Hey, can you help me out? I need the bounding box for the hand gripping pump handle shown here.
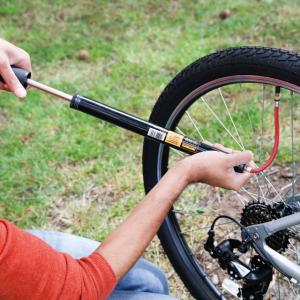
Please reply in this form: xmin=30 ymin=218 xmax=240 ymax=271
xmin=1 ymin=67 xmax=246 ymax=173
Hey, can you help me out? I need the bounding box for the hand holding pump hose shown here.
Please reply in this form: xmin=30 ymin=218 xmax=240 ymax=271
xmin=0 ymin=67 xmax=280 ymax=174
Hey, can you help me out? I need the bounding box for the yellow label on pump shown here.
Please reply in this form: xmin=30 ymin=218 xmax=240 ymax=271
xmin=182 ymin=143 xmax=196 ymax=151
xmin=165 ymin=131 xmax=183 ymax=147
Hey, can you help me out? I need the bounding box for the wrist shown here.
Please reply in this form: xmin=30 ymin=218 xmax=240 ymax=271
xmin=176 ymin=154 xmax=205 ymax=184
xmin=172 ymin=157 xmax=194 ymax=186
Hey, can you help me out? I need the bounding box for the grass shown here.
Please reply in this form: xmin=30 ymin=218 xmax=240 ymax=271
xmin=1 ymin=0 xmax=300 ymax=298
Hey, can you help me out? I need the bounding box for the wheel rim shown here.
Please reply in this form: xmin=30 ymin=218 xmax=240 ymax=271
xmin=157 ymin=76 xmax=300 ymax=299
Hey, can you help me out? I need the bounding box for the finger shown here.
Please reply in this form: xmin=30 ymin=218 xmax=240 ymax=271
xmin=0 ymin=59 xmax=26 ymax=98
xmin=232 ymin=150 xmax=241 ymax=154
xmin=202 ymin=140 xmax=213 ymax=146
xmin=0 ymin=82 xmax=11 ymax=92
xmin=13 ymin=51 xmax=33 ymax=80
xmin=203 ymin=140 xmax=232 ymax=153
xmin=226 ymin=150 xmax=254 ymax=167
xmin=223 ymin=147 xmax=233 ymax=154
xmin=212 ymin=143 xmax=230 ymax=152
xmin=231 ymin=172 xmax=253 ymax=190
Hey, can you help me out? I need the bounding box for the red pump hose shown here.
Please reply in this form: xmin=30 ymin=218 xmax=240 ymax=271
xmin=245 ymin=88 xmax=280 ymax=174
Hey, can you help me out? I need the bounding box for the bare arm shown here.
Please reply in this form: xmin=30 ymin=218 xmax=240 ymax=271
xmin=96 ymin=144 xmax=254 ymax=282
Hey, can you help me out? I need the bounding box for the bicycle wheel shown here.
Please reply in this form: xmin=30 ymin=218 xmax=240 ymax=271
xmin=143 ymin=46 xmax=300 ymax=299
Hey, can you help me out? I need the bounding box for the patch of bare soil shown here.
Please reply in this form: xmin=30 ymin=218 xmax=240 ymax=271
xmin=47 ymin=184 xmax=118 ymax=231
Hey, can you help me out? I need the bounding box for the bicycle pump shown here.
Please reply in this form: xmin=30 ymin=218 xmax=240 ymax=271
xmin=1 ymin=66 xmax=248 ymax=173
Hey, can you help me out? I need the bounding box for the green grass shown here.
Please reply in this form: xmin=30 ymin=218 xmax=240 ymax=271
xmin=1 ymin=0 xmax=300 ymax=298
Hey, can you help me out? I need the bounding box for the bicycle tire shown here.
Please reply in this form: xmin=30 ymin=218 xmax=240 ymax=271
xmin=142 ymin=46 xmax=300 ymax=299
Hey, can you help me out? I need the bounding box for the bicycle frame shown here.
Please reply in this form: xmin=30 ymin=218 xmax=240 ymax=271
xmin=247 ymin=212 xmax=300 ymax=283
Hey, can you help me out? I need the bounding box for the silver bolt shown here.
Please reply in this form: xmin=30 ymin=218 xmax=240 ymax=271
xmin=250 ymin=296 xmax=254 ymax=300
xmin=253 ymin=233 xmax=260 ymax=240
xmin=210 ymin=252 xmax=214 ymax=255
xmin=230 ymin=277 xmax=233 ymax=280
xmin=235 ymin=275 xmax=238 ymax=278
xmin=230 ymin=271 xmax=233 ymax=274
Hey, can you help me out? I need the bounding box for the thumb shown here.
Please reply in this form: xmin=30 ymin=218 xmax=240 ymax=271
xmin=226 ymin=150 xmax=253 ymax=168
xmin=0 ymin=60 xmax=26 ymax=98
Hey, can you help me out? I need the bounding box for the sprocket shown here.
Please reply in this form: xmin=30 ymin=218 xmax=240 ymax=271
xmin=240 ymin=202 xmax=289 ymax=253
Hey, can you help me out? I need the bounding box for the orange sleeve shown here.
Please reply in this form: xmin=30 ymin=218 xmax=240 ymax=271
xmin=0 ymin=219 xmax=116 ymax=300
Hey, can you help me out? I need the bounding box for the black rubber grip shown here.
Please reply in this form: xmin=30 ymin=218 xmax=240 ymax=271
xmin=0 ymin=66 xmax=31 ymax=89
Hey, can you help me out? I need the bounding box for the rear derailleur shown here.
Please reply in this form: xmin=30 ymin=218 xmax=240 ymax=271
xmin=204 ymin=230 xmax=273 ymax=300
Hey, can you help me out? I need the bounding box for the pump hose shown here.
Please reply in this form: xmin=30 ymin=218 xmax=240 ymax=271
xmin=245 ymin=104 xmax=279 ymax=173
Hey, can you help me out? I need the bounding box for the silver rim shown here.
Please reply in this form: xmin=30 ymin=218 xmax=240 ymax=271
xmin=157 ymin=75 xmax=300 ymax=299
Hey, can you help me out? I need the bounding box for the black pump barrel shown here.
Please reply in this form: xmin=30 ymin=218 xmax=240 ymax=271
xmin=70 ymin=93 xmax=246 ymax=173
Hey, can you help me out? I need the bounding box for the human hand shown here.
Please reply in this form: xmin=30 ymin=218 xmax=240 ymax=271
xmin=179 ymin=141 xmax=254 ymax=191
xmin=0 ymin=38 xmax=32 ymax=98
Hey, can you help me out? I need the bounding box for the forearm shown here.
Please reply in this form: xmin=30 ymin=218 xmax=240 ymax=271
xmin=95 ymin=161 xmax=189 ymax=282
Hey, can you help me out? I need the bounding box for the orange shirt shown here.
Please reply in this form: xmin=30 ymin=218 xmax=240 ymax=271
xmin=0 ymin=219 xmax=116 ymax=300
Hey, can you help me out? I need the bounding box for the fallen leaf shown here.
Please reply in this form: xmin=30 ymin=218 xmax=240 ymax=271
xmin=21 ymin=135 xmax=33 ymax=144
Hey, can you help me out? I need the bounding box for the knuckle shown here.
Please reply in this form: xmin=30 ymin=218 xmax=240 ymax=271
xmin=0 ymin=59 xmax=6 ymax=67
xmin=20 ymin=50 xmax=31 ymax=62
xmin=7 ymin=77 xmax=19 ymax=87
xmin=23 ymin=51 xmax=30 ymax=61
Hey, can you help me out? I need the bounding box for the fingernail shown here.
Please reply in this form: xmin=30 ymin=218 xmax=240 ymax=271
xmin=15 ymin=88 xmax=26 ymax=98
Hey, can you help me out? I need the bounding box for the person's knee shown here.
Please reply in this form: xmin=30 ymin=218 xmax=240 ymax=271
xmin=116 ymin=258 xmax=169 ymax=294
xmin=107 ymin=290 xmax=179 ymax=300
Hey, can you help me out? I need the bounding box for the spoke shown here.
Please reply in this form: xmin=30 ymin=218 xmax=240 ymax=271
xmin=291 ymin=91 xmax=295 ymax=214
xmin=240 ymin=187 xmax=259 ymax=202
xmin=180 ymin=195 xmax=222 ymax=216
xmin=283 ymin=162 xmax=300 ymax=201
xmin=259 ymin=85 xmax=265 ymax=164
xmin=206 ymin=266 xmax=221 ymax=276
xmin=202 ymin=93 xmax=275 ymax=202
xmin=185 ymin=111 xmax=204 ymax=141
xmin=258 ymin=85 xmax=269 ymax=204
xmin=173 ymin=210 xmax=218 ymax=217
xmin=170 ymin=147 xmax=184 ymax=157
xmin=287 ymin=278 xmax=298 ymax=298
xmin=288 ymin=241 xmax=300 ymax=260
xmin=240 ymin=84 xmax=267 ymax=202
xmin=253 ymin=163 xmax=283 ymax=202
xmin=240 ymin=83 xmax=260 ymax=155
xmin=278 ymin=274 xmax=281 ymax=300
xmin=239 ymin=188 xmax=277 ymax=204
xmin=218 ymin=88 xmax=245 ymax=150
xmin=201 ymin=96 xmax=243 ymax=149
xmin=193 ymin=226 xmax=240 ymax=255
xmin=180 ymin=221 xmax=236 ymax=234
xmin=176 ymin=126 xmax=185 ymax=136
xmin=232 ymin=190 xmax=248 ymax=205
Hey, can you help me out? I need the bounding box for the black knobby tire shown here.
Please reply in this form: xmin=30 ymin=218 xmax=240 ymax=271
xmin=142 ymin=46 xmax=300 ymax=299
